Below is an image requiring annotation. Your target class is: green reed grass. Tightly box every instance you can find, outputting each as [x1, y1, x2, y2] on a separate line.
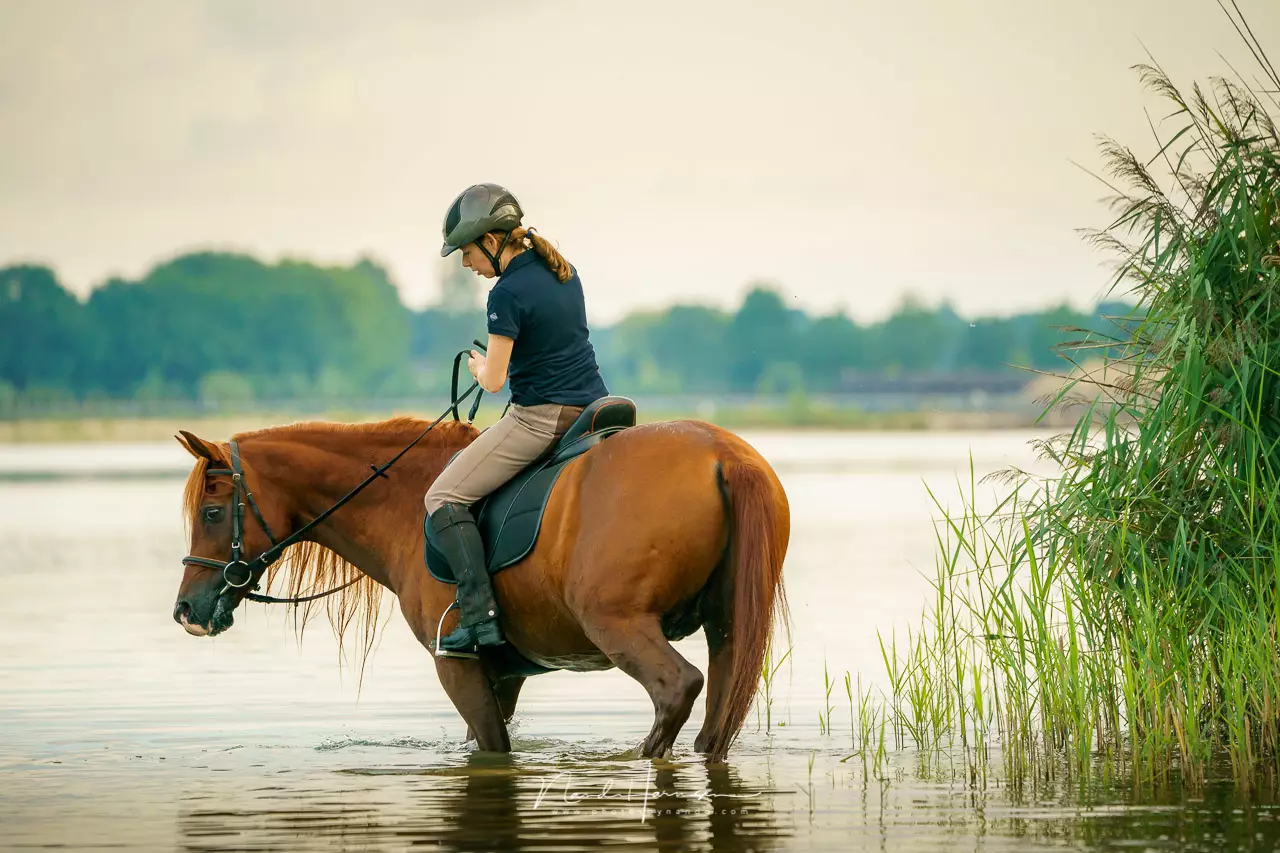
[870, 25, 1280, 787]
[746, 11, 1280, 791]
[818, 657, 836, 735]
[757, 644, 791, 734]
[839, 669, 891, 781]
[844, 671, 856, 749]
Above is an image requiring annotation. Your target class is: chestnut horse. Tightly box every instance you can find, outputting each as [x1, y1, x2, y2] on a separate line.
[172, 417, 789, 760]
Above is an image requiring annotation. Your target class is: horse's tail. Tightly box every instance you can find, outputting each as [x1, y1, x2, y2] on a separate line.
[705, 451, 791, 759]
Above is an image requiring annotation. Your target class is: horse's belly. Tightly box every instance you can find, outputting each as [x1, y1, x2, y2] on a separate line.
[516, 646, 615, 673]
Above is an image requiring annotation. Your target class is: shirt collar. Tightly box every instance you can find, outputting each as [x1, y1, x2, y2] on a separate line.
[499, 249, 538, 279]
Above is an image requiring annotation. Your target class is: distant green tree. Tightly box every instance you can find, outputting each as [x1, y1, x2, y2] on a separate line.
[955, 316, 1023, 371]
[83, 276, 165, 396]
[132, 367, 181, 402]
[598, 304, 732, 393]
[0, 265, 94, 392]
[0, 252, 1140, 405]
[1023, 303, 1095, 370]
[595, 312, 677, 392]
[198, 371, 255, 405]
[0, 380, 15, 415]
[314, 364, 358, 400]
[83, 252, 412, 398]
[801, 312, 867, 390]
[411, 307, 485, 389]
[646, 304, 731, 391]
[438, 259, 481, 314]
[868, 294, 964, 372]
[409, 259, 488, 388]
[726, 285, 805, 392]
[756, 361, 805, 394]
[337, 258, 412, 385]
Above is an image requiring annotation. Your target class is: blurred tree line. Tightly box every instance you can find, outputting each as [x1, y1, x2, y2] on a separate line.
[0, 253, 1132, 407]
[594, 288, 1132, 394]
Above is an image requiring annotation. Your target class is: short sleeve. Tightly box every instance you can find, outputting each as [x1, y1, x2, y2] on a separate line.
[486, 286, 521, 339]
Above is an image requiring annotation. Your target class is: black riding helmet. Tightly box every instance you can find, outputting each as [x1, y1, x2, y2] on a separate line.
[440, 183, 524, 275]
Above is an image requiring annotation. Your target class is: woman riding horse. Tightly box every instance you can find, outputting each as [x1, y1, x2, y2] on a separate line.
[172, 185, 790, 760]
[428, 183, 609, 657]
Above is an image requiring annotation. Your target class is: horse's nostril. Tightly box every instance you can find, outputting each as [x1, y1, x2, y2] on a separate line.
[174, 600, 192, 624]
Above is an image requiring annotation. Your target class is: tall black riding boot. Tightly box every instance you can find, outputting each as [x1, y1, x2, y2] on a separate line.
[429, 502, 505, 656]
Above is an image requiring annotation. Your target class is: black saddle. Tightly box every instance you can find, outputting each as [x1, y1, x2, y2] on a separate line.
[423, 396, 636, 584]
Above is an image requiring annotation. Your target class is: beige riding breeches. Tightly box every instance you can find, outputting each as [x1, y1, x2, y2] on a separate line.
[424, 402, 583, 515]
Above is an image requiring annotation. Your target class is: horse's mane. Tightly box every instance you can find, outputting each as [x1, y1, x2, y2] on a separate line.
[181, 417, 476, 677]
[233, 415, 472, 442]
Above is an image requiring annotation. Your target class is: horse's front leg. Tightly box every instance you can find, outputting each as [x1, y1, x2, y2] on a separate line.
[466, 676, 526, 741]
[435, 656, 510, 751]
[403, 587, 510, 752]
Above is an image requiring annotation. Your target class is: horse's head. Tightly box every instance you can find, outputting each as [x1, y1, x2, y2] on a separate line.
[172, 430, 278, 637]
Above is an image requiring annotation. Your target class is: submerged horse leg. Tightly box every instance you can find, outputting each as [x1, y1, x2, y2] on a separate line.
[584, 616, 705, 758]
[436, 657, 510, 751]
[465, 676, 526, 741]
[693, 557, 741, 755]
[694, 606, 733, 755]
[495, 675, 526, 724]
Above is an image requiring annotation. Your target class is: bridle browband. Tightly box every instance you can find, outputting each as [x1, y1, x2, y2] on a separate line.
[181, 380, 481, 605]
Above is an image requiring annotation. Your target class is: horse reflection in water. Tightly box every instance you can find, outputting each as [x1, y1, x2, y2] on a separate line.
[431, 754, 788, 852]
[174, 753, 789, 853]
[171, 417, 789, 761]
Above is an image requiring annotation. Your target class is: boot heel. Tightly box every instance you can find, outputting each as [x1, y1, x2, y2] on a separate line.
[474, 618, 505, 647]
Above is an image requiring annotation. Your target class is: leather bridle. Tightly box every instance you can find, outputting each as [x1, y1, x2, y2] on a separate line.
[179, 439, 344, 603]
[181, 378, 481, 606]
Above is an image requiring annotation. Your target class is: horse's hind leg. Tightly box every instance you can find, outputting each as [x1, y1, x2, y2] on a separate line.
[583, 616, 704, 758]
[694, 606, 733, 754]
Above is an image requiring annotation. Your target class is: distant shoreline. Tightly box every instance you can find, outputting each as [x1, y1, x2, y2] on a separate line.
[0, 406, 1073, 443]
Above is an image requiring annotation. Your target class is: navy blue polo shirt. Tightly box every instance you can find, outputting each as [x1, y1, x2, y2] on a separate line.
[485, 250, 609, 407]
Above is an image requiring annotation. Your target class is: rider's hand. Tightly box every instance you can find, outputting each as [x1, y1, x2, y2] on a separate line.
[467, 350, 486, 380]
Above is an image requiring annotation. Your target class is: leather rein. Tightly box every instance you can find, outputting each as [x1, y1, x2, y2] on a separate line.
[181, 376, 481, 605]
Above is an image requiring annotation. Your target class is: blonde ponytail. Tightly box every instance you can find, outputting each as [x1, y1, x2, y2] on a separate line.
[511, 226, 573, 282]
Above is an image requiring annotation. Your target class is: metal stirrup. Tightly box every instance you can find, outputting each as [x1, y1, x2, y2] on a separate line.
[432, 601, 479, 660]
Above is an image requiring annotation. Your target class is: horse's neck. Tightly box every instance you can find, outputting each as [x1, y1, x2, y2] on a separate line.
[252, 421, 471, 594]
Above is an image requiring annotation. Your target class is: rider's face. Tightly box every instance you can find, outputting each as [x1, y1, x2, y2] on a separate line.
[460, 237, 499, 278]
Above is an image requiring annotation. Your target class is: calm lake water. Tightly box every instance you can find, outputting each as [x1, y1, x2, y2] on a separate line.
[3, 430, 1280, 852]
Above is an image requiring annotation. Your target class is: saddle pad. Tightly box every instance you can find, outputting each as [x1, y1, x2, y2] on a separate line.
[423, 427, 625, 584]
[423, 462, 562, 583]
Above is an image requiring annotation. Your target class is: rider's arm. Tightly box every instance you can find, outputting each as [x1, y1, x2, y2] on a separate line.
[473, 334, 513, 393]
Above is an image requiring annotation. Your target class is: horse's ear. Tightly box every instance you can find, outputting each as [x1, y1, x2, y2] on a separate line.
[176, 430, 223, 463]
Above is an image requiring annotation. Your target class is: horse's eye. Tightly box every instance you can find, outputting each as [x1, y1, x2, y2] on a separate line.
[203, 506, 223, 524]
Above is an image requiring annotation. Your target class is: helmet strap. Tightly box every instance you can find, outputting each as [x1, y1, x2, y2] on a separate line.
[480, 231, 511, 277]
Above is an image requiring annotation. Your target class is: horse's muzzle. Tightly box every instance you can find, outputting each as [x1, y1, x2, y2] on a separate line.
[173, 596, 231, 637]
[175, 603, 211, 637]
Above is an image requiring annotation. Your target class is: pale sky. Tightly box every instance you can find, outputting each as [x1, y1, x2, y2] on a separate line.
[2, 0, 1276, 323]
